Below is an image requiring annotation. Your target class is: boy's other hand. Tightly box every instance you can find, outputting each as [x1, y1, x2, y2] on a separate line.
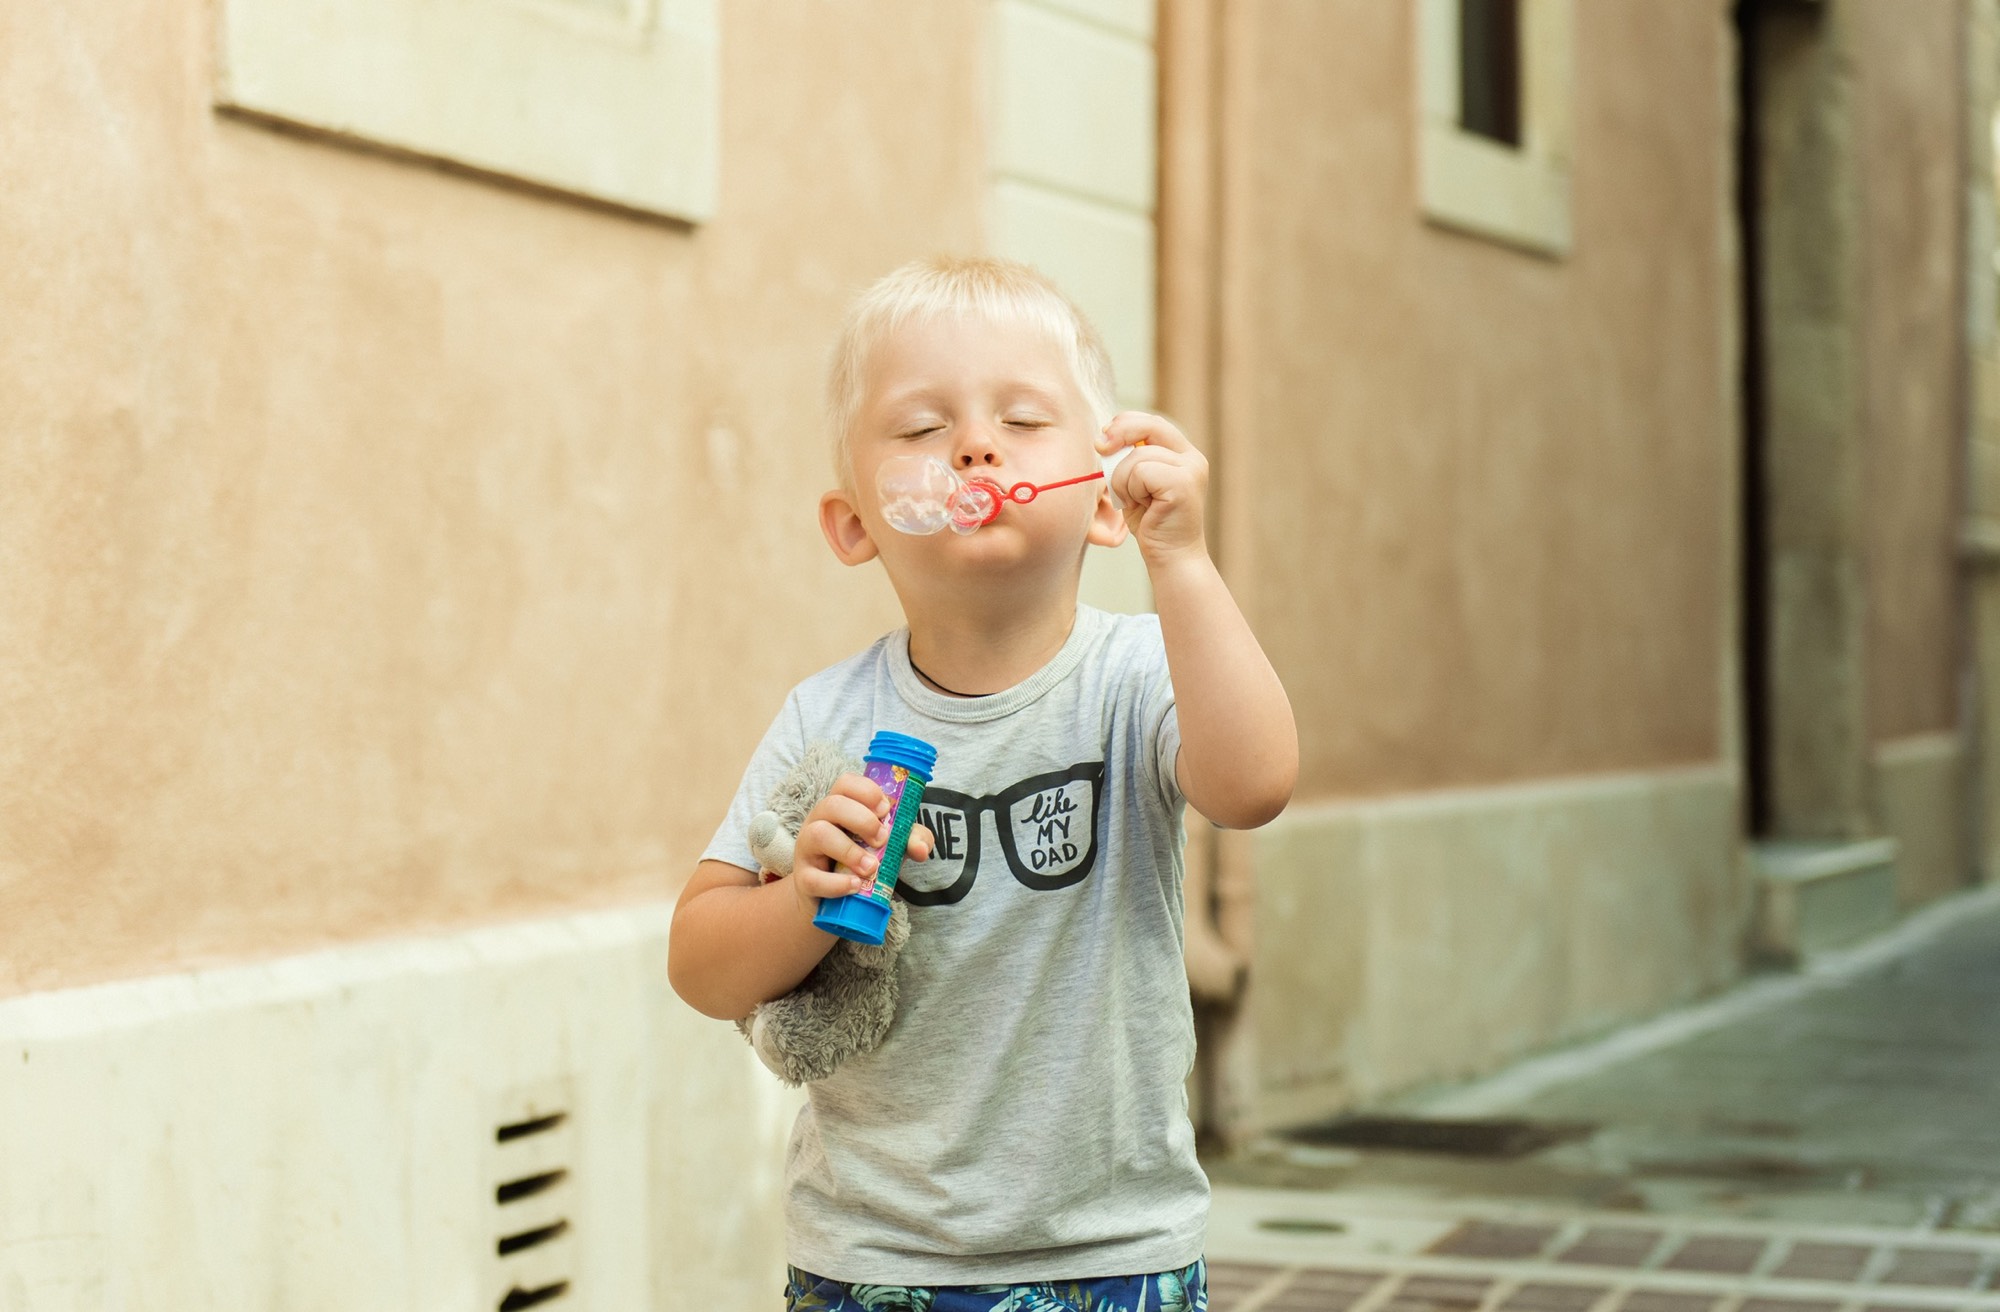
[790, 773, 934, 924]
[1099, 412, 1209, 566]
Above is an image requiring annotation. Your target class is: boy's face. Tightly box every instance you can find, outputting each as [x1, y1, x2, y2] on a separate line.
[820, 312, 1127, 586]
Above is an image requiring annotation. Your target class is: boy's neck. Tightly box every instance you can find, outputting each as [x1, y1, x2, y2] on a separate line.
[901, 584, 1081, 698]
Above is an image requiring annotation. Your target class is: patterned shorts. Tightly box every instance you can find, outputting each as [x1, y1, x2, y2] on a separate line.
[783, 1258, 1208, 1312]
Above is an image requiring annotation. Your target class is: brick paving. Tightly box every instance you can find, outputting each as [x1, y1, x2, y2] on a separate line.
[1435, 1223, 1568, 1262]
[1774, 1247, 1876, 1283]
[1203, 1214, 2000, 1312]
[1663, 1238, 1768, 1275]
[1556, 1230, 1670, 1269]
[1206, 1249, 2000, 1312]
[1502, 1284, 1617, 1312]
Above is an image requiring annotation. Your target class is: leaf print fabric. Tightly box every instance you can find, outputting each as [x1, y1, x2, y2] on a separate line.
[783, 1261, 1207, 1312]
[852, 1285, 939, 1312]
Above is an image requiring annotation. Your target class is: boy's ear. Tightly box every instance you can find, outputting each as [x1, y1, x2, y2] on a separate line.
[819, 489, 880, 566]
[1085, 486, 1130, 549]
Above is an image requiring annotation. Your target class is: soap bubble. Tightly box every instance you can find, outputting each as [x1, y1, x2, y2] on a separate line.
[877, 455, 959, 536]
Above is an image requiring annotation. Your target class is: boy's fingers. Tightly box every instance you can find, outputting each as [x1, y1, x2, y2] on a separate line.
[1100, 410, 1189, 453]
[800, 867, 866, 898]
[1112, 445, 1179, 505]
[1122, 443, 1206, 501]
[799, 817, 880, 879]
[789, 856, 865, 920]
[812, 794, 888, 844]
[796, 778, 931, 889]
[793, 865, 859, 900]
[826, 772, 889, 813]
[1094, 412, 1143, 452]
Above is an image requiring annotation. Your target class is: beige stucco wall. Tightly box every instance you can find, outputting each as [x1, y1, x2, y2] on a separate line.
[1249, 766, 1742, 1124]
[0, 2, 986, 999]
[1197, 0, 1748, 1129]
[1857, 0, 1968, 745]
[1215, 0, 1736, 802]
[1851, 0, 1974, 906]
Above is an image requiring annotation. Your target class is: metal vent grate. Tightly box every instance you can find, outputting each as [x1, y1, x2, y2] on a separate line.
[492, 1083, 577, 1310]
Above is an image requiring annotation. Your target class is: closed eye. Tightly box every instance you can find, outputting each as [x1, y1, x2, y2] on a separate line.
[898, 426, 944, 440]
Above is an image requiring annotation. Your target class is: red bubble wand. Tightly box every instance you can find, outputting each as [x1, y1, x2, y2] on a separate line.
[946, 441, 1146, 532]
[878, 443, 1146, 538]
[949, 470, 1108, 529]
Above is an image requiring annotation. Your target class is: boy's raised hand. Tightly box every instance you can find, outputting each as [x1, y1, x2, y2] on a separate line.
[1099, 412, 1209, 565]
[789, 773, 934, 923]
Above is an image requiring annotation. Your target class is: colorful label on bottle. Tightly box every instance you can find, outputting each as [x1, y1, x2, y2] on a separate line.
[850, 759, 926, 906]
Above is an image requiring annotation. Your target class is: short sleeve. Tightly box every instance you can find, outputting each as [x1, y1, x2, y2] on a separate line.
[1154, 700, 1183, 810]
[700, 691, 809, 874]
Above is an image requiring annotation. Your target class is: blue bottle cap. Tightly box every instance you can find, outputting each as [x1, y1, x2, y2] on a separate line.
[865, 731, 937, 781]
[813, 893, 892, 945]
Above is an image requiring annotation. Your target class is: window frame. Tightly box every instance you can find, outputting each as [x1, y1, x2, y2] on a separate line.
[1416, 0, 1575, 257]
[214, 0, 718, 223]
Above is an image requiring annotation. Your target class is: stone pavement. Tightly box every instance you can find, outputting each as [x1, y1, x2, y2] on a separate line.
[1199, 887, 2000, 1312]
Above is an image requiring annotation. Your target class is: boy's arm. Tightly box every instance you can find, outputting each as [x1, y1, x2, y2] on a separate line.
[669, 861, 838, 1021]
[1102, 413, 1299, 830]
[669, 775, 933, 1020]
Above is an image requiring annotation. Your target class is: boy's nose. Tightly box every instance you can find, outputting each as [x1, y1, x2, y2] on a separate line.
[953, 426, 1002, 468]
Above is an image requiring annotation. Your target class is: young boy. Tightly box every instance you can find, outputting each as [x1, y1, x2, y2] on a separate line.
[669, 257, 1297, 1311]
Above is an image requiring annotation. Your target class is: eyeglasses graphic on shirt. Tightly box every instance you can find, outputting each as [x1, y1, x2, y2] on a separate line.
[898, 760, 1105, 906]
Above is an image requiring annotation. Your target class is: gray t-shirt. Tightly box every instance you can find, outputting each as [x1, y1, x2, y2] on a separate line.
[701, 605, 1209, 1285]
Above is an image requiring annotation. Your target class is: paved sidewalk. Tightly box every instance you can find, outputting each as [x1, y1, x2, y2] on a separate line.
[1199, 1196, 2000, 1312]
[1200, 887, 2000, 1311]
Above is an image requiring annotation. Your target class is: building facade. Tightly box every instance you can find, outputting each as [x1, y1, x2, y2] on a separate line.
[0, 1, 1988, 1306]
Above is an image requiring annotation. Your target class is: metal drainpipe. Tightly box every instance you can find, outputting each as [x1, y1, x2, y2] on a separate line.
[1158, 0, 1258, 1147]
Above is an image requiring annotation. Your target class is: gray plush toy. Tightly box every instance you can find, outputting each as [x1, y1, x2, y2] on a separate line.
[735, 741, 912, 1086]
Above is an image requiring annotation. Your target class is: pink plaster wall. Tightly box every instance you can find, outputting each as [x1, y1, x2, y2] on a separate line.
[1215, 0, 1737, 800]
[0, 2, 984, 996]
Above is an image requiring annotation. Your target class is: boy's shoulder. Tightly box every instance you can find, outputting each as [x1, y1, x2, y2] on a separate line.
[1088, 605, 1164, 648]
[1076, 606, 1167, 675]
[786, 629, 900, 702]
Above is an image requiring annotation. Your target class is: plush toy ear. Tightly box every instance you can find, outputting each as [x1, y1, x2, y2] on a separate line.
[748, 811, 793, 876]
[819, 489, 879, 566]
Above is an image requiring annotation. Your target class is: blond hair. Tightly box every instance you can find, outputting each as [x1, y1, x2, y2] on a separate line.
[825, 256, 1118, 485]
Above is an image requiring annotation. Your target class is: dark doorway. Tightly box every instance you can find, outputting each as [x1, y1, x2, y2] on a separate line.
[1735, 0, 1774, 837]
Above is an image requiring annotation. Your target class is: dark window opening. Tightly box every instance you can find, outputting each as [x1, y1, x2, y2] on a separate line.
[1459, 0, 1523, 147]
